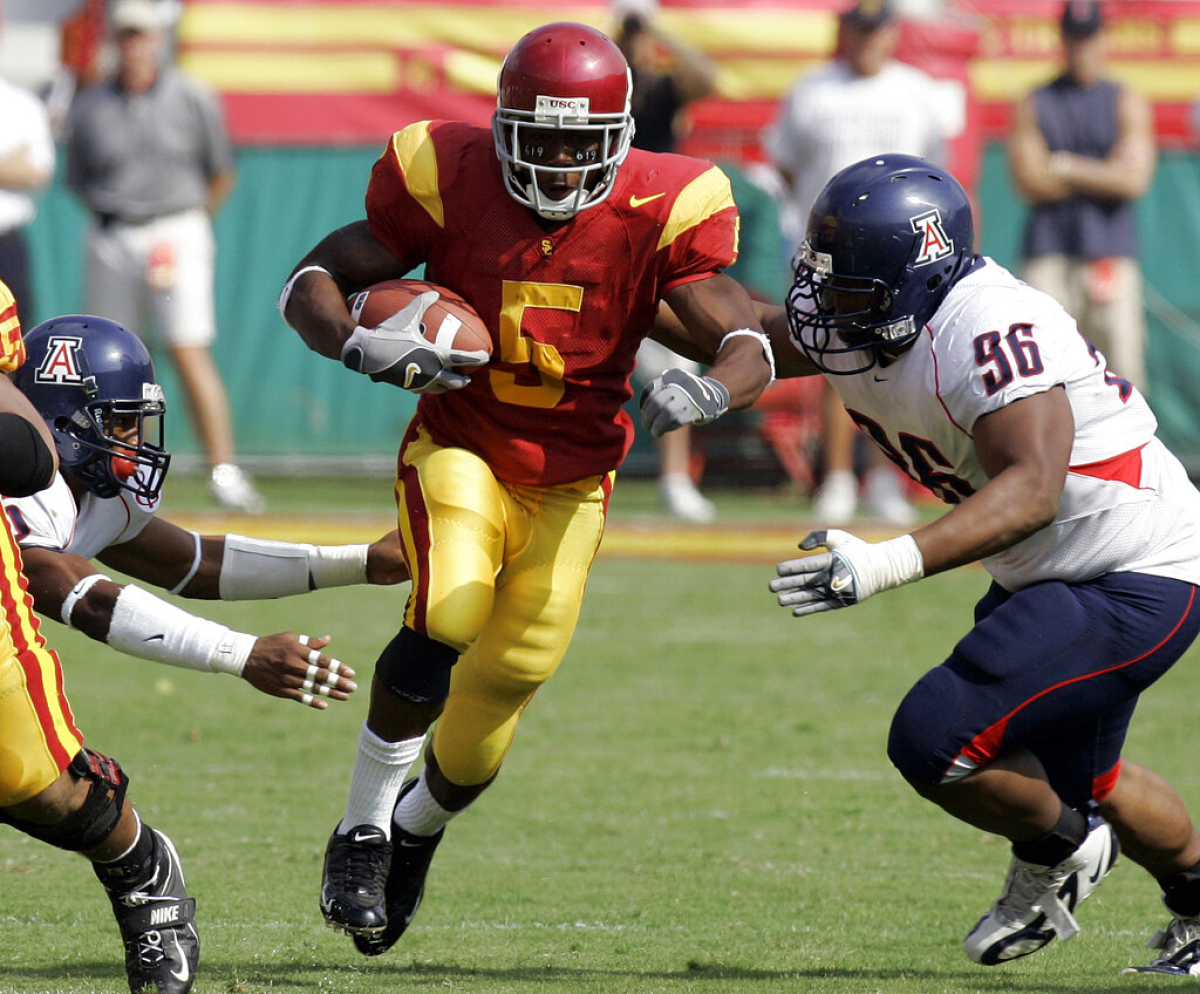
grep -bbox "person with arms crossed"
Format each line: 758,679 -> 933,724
1008,0 -> 1156,393
3,314 -> 408,707
279,21 -> 772,956
763,0 -> 954,526
63,0 -> 265,513
710,154 -> 1200,975
0,282 -> 198,994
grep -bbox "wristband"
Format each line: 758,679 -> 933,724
61,573 -> 113,626
719,328 -> 776,385
278,264 -> 333,322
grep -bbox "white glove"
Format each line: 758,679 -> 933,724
340,291 -> 489,394
638,368 -> 730,438
770,529 -> 924,618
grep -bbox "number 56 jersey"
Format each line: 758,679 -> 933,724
823,257 -> 1200,591
365,120 -> 741,487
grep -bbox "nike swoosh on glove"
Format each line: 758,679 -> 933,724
769,529 -> 924,618
341,290 -> 490,394
638,368 -> 731,438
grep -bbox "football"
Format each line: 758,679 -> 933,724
347,279 -> 492,358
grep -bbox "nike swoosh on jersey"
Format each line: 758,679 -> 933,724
629,192 -> 666,208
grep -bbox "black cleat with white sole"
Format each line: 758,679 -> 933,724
97,828 -> 199,994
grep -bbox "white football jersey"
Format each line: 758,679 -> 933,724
2,471 -> 159,559
810,257 -> 1200,590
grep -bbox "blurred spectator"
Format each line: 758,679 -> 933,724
764,0 -> 952,526
63,0 -> 266,513
0,72 -> 54,325
1008,0 -> 1156,393
614,0 -> 722,522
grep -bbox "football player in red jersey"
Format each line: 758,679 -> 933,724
0,282 -> 198,994
279,21 -> 774,954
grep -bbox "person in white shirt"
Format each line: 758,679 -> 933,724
654,153 -> 1200,976
763,0 -> 955,527
5,314 -> 410,707
0,75 -> 54,324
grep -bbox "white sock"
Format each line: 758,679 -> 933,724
394,772 -> 457,837
337,723 -> 424,839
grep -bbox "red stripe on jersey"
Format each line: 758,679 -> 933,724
1069,445 -> 1145,489
1092,760 -> 1122,802
952,586 -> 1196,773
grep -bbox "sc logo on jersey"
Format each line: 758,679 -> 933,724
33,335 -> 89,386
910,209 -> 954,267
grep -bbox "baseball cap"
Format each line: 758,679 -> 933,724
1060,1 -> 1104,39
110,0 -> 164,34
840,0 -> 894,30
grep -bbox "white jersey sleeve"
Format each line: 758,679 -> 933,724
1,472 -> 159,559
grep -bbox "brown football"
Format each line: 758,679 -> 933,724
347,279 -> 492,357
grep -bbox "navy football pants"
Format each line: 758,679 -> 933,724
888,573 -> 1200,809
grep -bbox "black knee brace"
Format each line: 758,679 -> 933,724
0,748 -> 129,852
375,626 -> 459,704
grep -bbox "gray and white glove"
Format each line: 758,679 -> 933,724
639,368 -> 730,438
770,529 -> 924,618
341,290 -> 489,394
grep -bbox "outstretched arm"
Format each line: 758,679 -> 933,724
22,540 -> 358,709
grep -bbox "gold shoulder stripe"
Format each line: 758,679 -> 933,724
390,121 -> 444,228
658,165 -> 736,253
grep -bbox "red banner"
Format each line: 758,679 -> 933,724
178,0 -> 1200,169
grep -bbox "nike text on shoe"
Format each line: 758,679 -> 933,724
98,829 -> 199,994
353,781 -> 444,957
1122,914 -> 1200,975
320,824 -> 392,935
964,815 -> 1119,965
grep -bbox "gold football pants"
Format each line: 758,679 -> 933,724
396,427 -> 611,786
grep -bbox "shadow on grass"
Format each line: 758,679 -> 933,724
0,958 -> 1153,994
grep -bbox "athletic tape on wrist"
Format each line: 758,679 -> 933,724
107,583 -> 256,676
718,328 -> 775,385
219,534 -> 368,600
278,264 -> 333,322
61,573 -> 113,627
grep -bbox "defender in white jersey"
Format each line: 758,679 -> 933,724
653,154 -> 1200,976
5,315 -> 410,708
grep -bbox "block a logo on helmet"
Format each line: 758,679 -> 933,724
785,154 -> 976,375
493,22 -> 634,221
14,315 -> 171,501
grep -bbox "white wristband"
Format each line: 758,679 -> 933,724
61,573 -> 112,627
278,264 -> 333,323
718,328 -> 775,385
219,534 -> 369,600
107,583 -> 257,677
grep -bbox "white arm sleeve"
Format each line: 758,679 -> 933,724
106,584 -> 256,676
218,534 -> 369,600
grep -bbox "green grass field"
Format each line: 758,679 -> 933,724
2,475 -> 1198,993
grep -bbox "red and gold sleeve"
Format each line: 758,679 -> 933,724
365,120 -> 447,271
657,164 -> 741,294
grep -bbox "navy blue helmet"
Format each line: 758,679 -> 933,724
14,315 -> 170,500
786,154 -> 976,374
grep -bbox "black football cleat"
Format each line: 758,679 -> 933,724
320,823 -> 392,934
353,781 -> 444,957
97,828 -> 199,994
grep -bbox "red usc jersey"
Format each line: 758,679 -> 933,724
366,120 -> 740,486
